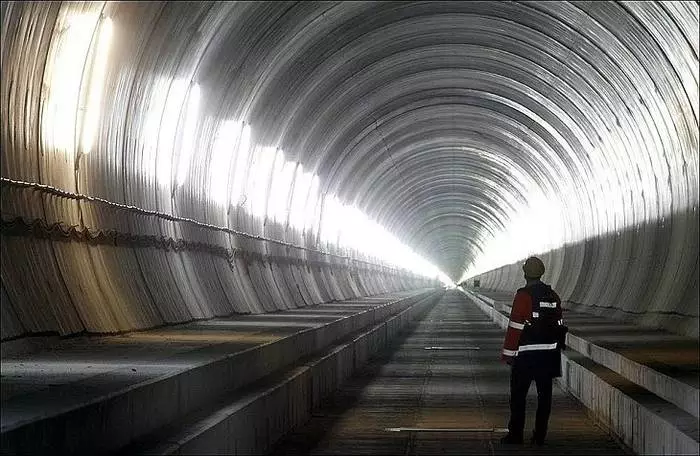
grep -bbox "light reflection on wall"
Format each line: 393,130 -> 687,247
151,79 -> 188,186
142,79 -> 202,188
289,165 -> 316,230
80,17 -> 112,154
42,9 -> 453,287
230,124 -> 252,205
459,115 -> 692,282
246,146 -> 278,218
210,120 -> 243,205
175,84 -> 201,185
203,118 -> 452,284
461,191 -> 565,281
42,10 -> 112,156
268,154 -> 296,223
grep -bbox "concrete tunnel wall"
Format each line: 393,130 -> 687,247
1,2 -> 698,341
469,214 -> 699,338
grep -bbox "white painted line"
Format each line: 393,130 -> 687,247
423,346 -> 480,350
425,320 -> 469,323
385,427 -> 509,433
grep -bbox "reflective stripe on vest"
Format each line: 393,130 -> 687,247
518,342 -> 558,352
509,321 -> 525,330
502,348 -> 518,357
539,301 -> 557,308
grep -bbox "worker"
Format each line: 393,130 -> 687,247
499,256 -> 567,446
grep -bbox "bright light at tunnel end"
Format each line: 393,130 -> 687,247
319,195 -> 454,287
200,113 -> 454,288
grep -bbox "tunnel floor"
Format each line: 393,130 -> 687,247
270,290 -> 630,455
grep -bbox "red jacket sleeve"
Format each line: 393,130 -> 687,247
501,291 -> 532,360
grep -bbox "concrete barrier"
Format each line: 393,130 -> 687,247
560,351 -> 698,455
1,290 -> 440,455
120,291 -> 442,455
468,289 -> 699,419
564,332 -> 698,419
310,344 -> 354,410
461,287 -> 699,455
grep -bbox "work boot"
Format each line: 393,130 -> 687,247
500,433 -> 524,444
530,431 -> 545,446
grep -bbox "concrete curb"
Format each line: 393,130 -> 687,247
471,290 -> 699,419
127,291 -> 440,454
460,288 -> 699,455
0,290 -> 440,455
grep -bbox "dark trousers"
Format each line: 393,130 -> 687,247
507,365 -> 553,440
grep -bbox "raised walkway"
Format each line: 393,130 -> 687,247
1,289 -> 439,455
466,288 -> 699,455
3,287 -> 697,455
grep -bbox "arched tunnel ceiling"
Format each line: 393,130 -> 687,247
230,0 -> 699,279
2,0 -> 699,282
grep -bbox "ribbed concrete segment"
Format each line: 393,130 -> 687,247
1,2 -> 698,454
272,290 -> 627,455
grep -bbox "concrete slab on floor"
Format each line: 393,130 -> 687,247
271,290 -> 629,455
0,290 -> 417,433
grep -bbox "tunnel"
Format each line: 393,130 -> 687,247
1,1 -> 698,454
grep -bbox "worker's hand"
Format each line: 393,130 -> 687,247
500,354 -> 514,365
